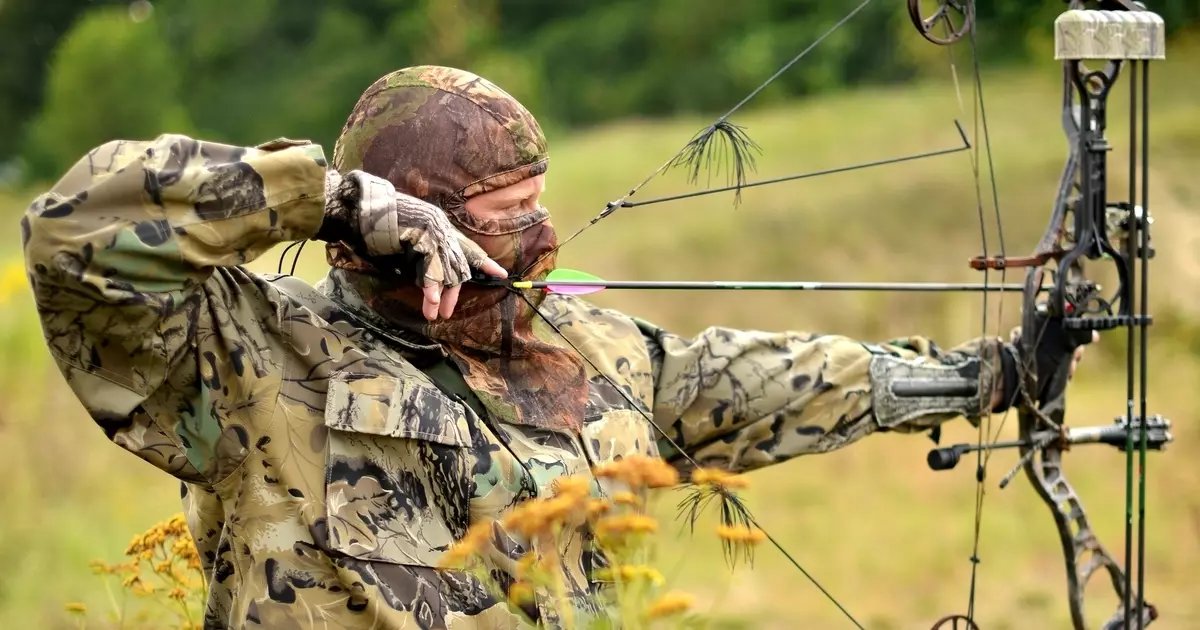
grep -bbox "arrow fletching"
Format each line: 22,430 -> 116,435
543,268 -> 606,295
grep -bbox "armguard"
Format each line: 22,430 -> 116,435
869,352 -> 1000,429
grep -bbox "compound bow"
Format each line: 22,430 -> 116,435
507,1 -> 1173,628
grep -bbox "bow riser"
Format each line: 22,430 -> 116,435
1017,5 -> 1166,629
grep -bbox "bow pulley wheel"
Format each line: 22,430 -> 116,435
907,0 -> 973,45
930,614 -> 981,630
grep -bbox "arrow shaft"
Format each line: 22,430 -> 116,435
513,279 -> 1026,292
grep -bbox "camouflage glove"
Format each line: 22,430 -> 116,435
318,169 -> 491,290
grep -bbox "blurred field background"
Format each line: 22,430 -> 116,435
1,1 -> 1199,628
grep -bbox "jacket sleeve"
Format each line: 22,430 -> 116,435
22,134 -> 328,484
636,320 -> 1009,474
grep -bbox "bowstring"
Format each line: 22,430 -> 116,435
516,0 -> 879,280
503,9 -> 885,617
514,291 -> 866,630
942,3 -> 1010,623
497,2 -> 998,627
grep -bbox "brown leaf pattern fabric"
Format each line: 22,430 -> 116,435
327,65 -> 588,432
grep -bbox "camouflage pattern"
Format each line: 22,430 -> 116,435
23,133 -> 1004,629
322,168 -> 489,289
1055,9 -> 1166,61
328,65 -> 588,434
333,65 -> 550,233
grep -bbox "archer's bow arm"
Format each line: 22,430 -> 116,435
635,319 -> 1016,473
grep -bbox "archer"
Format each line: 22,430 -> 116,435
21,65 -> 1091,629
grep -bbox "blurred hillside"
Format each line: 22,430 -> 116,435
1,1 -> 1200,629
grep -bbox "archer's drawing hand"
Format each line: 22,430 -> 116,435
318,170 -> 507,320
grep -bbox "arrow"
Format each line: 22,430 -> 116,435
477,268 -> 1030,296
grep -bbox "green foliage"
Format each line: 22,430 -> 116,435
4,0 -> 1198,178
0,0 -> 121,160
24,7 -> 192,176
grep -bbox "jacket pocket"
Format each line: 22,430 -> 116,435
323,371 -> 474,567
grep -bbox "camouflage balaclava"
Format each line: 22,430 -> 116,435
329,65 -> 587,432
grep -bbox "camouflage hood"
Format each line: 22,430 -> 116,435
326,66 -> 586,432
332,64 -> 549,238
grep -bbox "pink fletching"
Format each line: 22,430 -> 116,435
545,283 -> 603,295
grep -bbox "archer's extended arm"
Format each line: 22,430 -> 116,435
637,320 -> 1015,474
22,134 -> 327,484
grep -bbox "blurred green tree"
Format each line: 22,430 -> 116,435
24,7 -> 193,177
2,0 -> 1196,179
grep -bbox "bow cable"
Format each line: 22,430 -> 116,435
519,0 -> 886,280
941,4 -> 1013,623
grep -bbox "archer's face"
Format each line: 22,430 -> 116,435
463,174 -> 546,220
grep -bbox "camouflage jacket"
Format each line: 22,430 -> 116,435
23,135 -> 1003,629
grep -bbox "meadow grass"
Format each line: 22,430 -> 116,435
1,45 -> 1198,629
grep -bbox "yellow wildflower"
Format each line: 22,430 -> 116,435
715,524 -> 767,545
503,491 -> 589,539
168,587 -> 188,601
540,494 -> 585,524
594,564 -> 665,586
595,514 -> 658,539
691,467 -> 749,489
515,552 -> 539,579
585,499 -> 611,519
437,520 -> 494,569
593,456 -> 680,489
640,457 -> 681,489
508,581 -> 535,606
503,501 -> 547,538
172,537 -> 199,560
611,491 -> 641,506
165,514 -> 189,535
646,590 -> 696,619
550,475 -> 591,499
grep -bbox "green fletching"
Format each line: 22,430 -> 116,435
546,268 -> 603,282
544,268 -> 606,295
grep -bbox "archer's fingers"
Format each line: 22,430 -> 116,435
440,284 -> 462,320
478,258 -> 508,279
422,284 -> 442,321
455,233 -> 507,280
